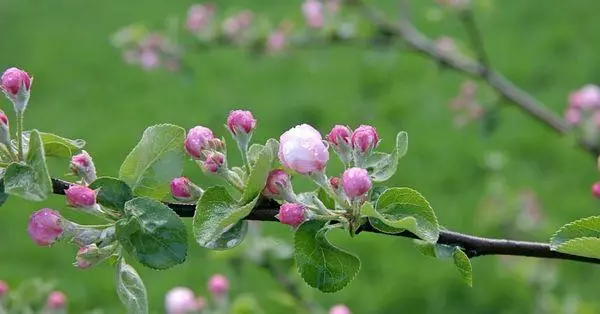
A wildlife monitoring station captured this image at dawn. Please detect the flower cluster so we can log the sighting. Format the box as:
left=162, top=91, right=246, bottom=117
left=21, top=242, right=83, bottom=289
left=564, top=85, right=600, bottom=128
left=0, top=279, right=67, bottom=313
left=112, top=1, right=356, bottom=71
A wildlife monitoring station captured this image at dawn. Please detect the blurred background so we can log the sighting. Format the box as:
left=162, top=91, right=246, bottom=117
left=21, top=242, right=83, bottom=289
left=1, top=0, right=600, bottom=313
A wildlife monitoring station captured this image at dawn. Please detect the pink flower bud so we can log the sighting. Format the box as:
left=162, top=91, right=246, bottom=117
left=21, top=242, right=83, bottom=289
left=0, top=281, right=8, bottom=297
left=208, top=274, right=229, bottom=297
left=592, top=182, right=600, bottom=199
left=170, top=177, right=192, bottom=200
left=70, top=150, right=97, bottom=184
left=266, top=30, right=287, bottom=53
left=185, top=126, right=214, bottom=159
left=279, top=124, right=329, bottom=174
left=227, top=110, right=256, bottom=135
left=329, top=176, right=340, bottom=190
left=75, top=246, right=93, bottom=269
left=140, top=49, right=160, bottom=71
left=277, top=203, right=306, bottom=227
left=165, top=287, right=203, bottom=314
left=569, top=85, right=600, bottom=110
left=186, top=4, right=215, bottom=32
left=65, top=185, right=97, bottom=208
left=1, top=67, right=31, bottom=96
left=351, top=125, right=379, bottom=153
left=564, top=108, right=581, bottom=125
left=0, top=110, right=8, bottom=127
left=27, top=208, right=64, bottom=246
left=327, top=125, right=352, bottom=146
left=46, top=291, right=67, bottom=310
left=204, top=152, right=225, bottom=173
left=329, top=304, right=352, bottom=314
left=342, top=167, right=372, bottom=198
left=263, top=169, right=291, bottom=198
left=302, top=0, right=324, bottom=28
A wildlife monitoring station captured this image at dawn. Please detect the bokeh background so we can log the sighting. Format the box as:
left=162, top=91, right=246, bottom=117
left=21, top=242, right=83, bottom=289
left=2, top=0, right=600, bottom=313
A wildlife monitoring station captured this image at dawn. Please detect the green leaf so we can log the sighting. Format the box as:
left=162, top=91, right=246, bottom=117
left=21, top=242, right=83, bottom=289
left=194, top=186, right=258, bottom=249
left=453, top=248, right=473, bottom=287
left=551, top=237, right=600, bottom=259
left=550, top=216, right=600, bottom=249
left=20, top=131, right=86, bottom=158
left=247, top=143, right=264, bottom=166
left=0, top=178, right=8, bottom=207
left=240, top=139, right=277, bottom=204
left=362, top=187, right=439, bottom=243
left=39, top=132, right=85, bottom=158
left=116, top=197, right=188, bottom=269
left=115, top=259, right=148, bottom=314
left=4, top=130, right=52, bottom=201
left=202, top=220, right=249, bottom=250
left=366, top=131, right=408, bottom=182
left=119, top=124, right=185, bottom=199
left=294, top=220, right=360, bottom=293
left=318, top=188, right=335, bottom=210
left=89, top=177, right=134, bottom=212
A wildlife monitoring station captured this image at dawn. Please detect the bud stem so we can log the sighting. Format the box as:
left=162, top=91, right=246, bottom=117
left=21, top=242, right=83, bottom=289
left=235, top=135, right=251, bottom=170
left=16, top=112, right=24, bottom=161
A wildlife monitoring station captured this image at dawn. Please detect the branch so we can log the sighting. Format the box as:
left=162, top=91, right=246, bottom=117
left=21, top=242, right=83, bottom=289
left=352, top=1, right=600, bottom=156
left=51, top=178, right=600, bottom=265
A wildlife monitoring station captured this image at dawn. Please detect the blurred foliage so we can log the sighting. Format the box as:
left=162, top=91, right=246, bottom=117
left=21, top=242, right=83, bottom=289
left=2, top=0, right=600, bottom=313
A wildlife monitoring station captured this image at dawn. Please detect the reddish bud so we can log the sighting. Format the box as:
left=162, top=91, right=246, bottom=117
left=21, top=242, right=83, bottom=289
left=27, top=208, right=64, bottom=246
left=351, top=125, right=379, bottom=153
left=46, top=291, right=67, bottom=310
left=204, top=152, right=225, bottom=173
left=65, top=185, right=97, bottom=208
left=208, top=274, right=229, bottom=297
left=75, top=246, right=93, bottom=269
left=263, top=169, right=291, bottom=197
left=342, top=167, right=372, bottom=199
left=227, top=110, right=256, bottom=135
left=592, top=182, right=600, bottom=199
left=329, top=176, right=340, bottom=190
left=327, top=125, right=352, bottom=146
left=277, top=203, right=306, bottom=227
left=185, top=126, right=214, bottom=159
left=1, top=67, right=31, bottom=96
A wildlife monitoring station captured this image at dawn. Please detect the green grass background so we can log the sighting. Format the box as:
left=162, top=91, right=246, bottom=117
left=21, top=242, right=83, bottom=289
left=1, top=0, right=600, bottom=313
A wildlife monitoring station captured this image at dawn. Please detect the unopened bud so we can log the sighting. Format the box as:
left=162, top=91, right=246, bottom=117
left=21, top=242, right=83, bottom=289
left=327, top=125, right=353, bottom=164
left=592, top=182, right=600, bottom=199
left=1, top=67, right=32, bottom=113
left=329, top=176, right=340, bottom=190
left=329, top=304, right=352, bottom=314
left=342, top=167, right=372, bottom=199
left=185, top=126, right=214, bottom=159
left=277, top=203, right=306, bottom=227
left=65, top=185, right=97, bottom=208
left=170, top=177, right=203, bottom=202
left=227, top=110, right=256, bottom=135
left=74, top=243, right=118, bottom=269
left=351, top=125, right=379, bottom=154
left=70, top=151, right=97, bottom=184
left=203, top=152, right=225, bottom=173
left=208, top=274, right=229, bottom=297
left=27, top=208, right=64, bottom=246
left=165, top=287, right=204, bottom=314
left=46, top=291, right=67, bottom=310
left=263, top=169, right=294, bottom=200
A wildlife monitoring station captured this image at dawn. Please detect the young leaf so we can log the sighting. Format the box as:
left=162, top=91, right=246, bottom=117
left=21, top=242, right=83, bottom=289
left=366, top=131, right=408, bottom=182
left=119, top=124, right=185, bottom=199
left=39, top=132, right=86, bottom=158
left=202, top=220, right=249, bottom=250
left=551, top=237, right=600, bottom=259
left=294, top=220, right=360, bottom=293
left=240, top=139, right=277, bottom=204
left=318, top=188, right=335, bottom=210
left=89, top=177, right=134, bottom=212
left=4, top=130, right=52, bottom=201
left=361, top=187, right=439, bottom=243
left=453, top=248, right=473, bottom=287
left=247, top=143, right=264, bottom=166
left=115, top=258, right=148, bottom=314
left=116, top=197, right=188, bottom=269
left=19, top=131, right=86, bottom=158
left=194, top=186, right=258, bottom=249
left=550, top=216, right=600, bottom=249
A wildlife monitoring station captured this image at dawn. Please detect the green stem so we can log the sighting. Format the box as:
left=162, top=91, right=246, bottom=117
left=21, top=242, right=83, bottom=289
left=309, top=171, right=350, bottom=209
left=237, top=139, right=250, bottom=170
left=16, top=112, right=24, bottom=161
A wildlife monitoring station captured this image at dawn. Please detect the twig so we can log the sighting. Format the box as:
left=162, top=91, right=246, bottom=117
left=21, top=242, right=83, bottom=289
left=352, top=0, right=600, bottom=156
left=51, top=178, right=600, bottom=265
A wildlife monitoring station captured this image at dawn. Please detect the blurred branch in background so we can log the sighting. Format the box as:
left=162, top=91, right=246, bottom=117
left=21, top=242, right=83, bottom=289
left=351, top=0, right=600, bottom=156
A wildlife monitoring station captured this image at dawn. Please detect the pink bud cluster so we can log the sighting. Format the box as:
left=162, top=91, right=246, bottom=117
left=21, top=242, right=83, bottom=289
left=448, top=81, right=485, bottom=128
left=301, top=0, right=340, bottom=29
left=112, top=28, right=181, bottom=72
left=186, top=3, right=216, bottom=33
left=564, top=85, right=600, bottom=127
